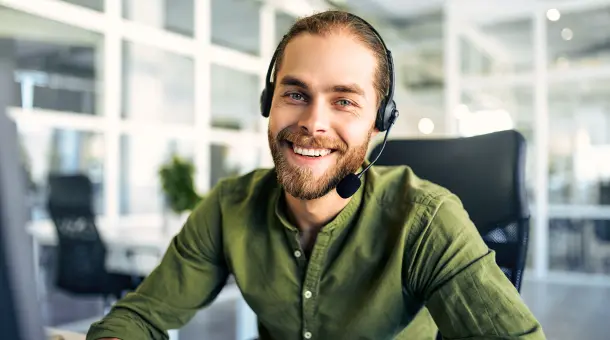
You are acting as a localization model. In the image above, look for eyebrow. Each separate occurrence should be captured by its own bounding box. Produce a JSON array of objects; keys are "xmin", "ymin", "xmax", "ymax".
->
[
  {"xmin": 279, "ymin": 75, "xmax": 309, "ymax": 90},
  {"xmin": 330, "ymin": 84, "xmax": 365, "ymax": 97},
  {"xmin": 279, "ymin": 75, "xmax": 366, "ymax": 97}
]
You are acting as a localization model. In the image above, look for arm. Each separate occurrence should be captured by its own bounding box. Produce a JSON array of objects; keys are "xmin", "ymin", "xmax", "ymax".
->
[
  {"xmin": 405, "ymin": 194, "xmax": 545, "ymax": 339},
  {"xmin": 86, "ymin": 184, "xmax": 229, "ymax": 340}
]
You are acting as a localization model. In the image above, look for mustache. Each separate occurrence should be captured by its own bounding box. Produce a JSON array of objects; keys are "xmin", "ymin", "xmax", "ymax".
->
[{"xmin": 276, "ymin": 129, "xmax": 347, "ymax": 152}]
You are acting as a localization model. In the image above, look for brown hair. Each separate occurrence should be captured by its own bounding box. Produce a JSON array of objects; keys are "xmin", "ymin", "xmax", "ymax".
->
[{"xmin": 272, "ymin": 10, "xmax": 390, "ymax": 107}]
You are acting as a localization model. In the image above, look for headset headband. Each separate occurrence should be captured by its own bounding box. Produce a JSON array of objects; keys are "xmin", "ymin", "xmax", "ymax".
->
[{"xmin": 261, "ymin": 12, "xmax": 397, "ymax": 131}]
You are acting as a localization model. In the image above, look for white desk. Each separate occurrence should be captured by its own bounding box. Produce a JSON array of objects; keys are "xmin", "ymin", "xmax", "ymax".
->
[
  {"xmin": 28, "ymin": 217, "xmax": 257, "ymax": 340},
  {"xmin": 46, "ymin": 328, "xmax": 85, "ymax": 340},
  {"xmin": 28, "ymin": 218, "xmax": 174, "ymax": 276}
]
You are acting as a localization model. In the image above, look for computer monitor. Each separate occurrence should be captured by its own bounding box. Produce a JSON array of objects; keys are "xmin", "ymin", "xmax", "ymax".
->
[{"xmin": 0, "ymin": 69, "xmax": 46, "ymax": 339}]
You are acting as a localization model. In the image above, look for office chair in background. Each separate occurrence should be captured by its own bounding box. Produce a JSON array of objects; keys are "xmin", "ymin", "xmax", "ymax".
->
[
  {"xmin": 370, "ymin": 130, "xmax": 531, "ymax": 291},
  {"xmin": 46, "ymin": 174, "xmax": 140, "ymax": 309}
]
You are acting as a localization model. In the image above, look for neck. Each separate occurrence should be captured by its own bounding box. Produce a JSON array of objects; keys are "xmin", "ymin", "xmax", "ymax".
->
[{"xmin": 284, "ymin": 190, "xmax": 351, "ymax": 232}]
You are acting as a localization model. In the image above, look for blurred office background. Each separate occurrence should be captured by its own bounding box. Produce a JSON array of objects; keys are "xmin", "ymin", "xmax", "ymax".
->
[{"xmin": 1, "ymin": 0, "xmax": 610, "ymax": 339}]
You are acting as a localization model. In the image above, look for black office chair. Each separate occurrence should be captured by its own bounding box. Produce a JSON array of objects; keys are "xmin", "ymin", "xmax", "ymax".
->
[
  {"xmin": 370, "ymin": 130, "xmax": 530, "ymax": 291},
  {"xmin": 46, "ymin": 174, "xmax": 140, "ymax": 306}
]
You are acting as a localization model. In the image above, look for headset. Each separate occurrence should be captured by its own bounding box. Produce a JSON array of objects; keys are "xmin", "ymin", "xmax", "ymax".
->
[{"xmin": 260, "ymin": 13, "xmax": 400, "ymax": 198}]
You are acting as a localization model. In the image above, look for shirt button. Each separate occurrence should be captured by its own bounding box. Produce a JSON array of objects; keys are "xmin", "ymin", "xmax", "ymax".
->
[
  {"xmin": 304, "ymin": 290, "xmax": 312, "ymax": 299},
  {"xmin": 294, "ymin": 250, "xmax": 302, "ymax": 258},
  {"xmin": 304, "ymin": 331, "xmax": 312, "ymax": 339}
]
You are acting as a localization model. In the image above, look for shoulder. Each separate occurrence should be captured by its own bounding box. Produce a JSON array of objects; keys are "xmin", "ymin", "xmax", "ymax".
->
[
  {"xmin": 188, "ymin": 167, "xmax": 278, "ymax": 233},
  {"xmin": 214, "ymin": 167, "xmax": 279, "ymax": 206},
  {"xmin": 369, "ymin": 166, "xmax": 488, "ymax": 297},
  {"xmin": 365, "ymin": 165, "xmax": 474, "ymax": 246},
  {"xmin": 366, "ymin": 164, "xmax": 457, "ymax": 212}
]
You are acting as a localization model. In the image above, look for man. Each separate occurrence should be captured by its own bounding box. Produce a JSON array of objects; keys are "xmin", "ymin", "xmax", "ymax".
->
[{"xmin": 87, "ymin": 10, "xmax": 545, "ymax": 340}]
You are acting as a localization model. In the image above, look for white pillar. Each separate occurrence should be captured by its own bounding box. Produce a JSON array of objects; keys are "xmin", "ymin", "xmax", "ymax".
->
[
  {"xmin": 103, "ymin": 0, "xmax": 121, "ymax": 221},
  {"xmin": 122, "ymin": 0, "xmax": 171, "ymax": 214},
  {"xmin": 533, "ymin": 9, "xmax": 549, "ymax": 279},
  {"xmin": 194, "ymin": 0, "xmax": 212, "ymax": 194},
  {"xmin": 125, "ymin": 0, "xmax": 165, "ymax": 30},
  {"xmin": 443, "ymin": 0, "xmax": 460, "ymax": 136}
]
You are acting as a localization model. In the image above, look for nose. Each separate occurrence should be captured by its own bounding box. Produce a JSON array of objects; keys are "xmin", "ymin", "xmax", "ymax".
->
[{"xmin": 297, "ymin": 100, "xmax": 330, "ymax": 135}]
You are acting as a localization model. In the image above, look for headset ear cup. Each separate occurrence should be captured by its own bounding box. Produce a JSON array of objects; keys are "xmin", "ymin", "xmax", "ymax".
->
[
  {"xmin": 375, "ymin": 99, "xmax": 387, "ymax": 131},
  {"xmin": 260, "ymin": 83, "xmax": 274, "ymax": 118},
  {"xmin": 260, "ymin": 89, "xmax": 268, "ymax": 117},
  {"xmin": 376, "ymin": 99, "xmax": 396, "ymax": 132},
  {"xmin": 384, "ymin": 100, "xmax": 397, "ymax": 131}
]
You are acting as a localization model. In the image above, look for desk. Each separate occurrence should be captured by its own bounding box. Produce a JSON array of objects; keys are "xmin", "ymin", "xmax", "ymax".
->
[
  {"xmin": 46, "ymin": 328, "xmax": 85, "ymax": 340},
  {"xmin": 28, "ymin": 218, "xmax": 173, "ymax": 276},
  {"xmin": 28, "ymin": 217, "xmax": 257, "ymax": 340}
]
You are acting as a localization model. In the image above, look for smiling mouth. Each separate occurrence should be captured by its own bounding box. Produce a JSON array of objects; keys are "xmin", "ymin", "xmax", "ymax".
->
[{"xmin": 285, "ymin": 141, "xmax": 336, "ymax": 158}]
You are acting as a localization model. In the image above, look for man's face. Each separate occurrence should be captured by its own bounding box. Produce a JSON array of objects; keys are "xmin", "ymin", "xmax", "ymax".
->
[{"xmin": 268, "ymin": 32, "xmax": 379, "ymax": 200}]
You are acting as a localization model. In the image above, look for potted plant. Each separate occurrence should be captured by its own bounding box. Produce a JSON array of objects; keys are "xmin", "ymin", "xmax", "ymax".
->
[{"xmin": 158, "ymin": 155, "xmax": 201, "ymax": 231}]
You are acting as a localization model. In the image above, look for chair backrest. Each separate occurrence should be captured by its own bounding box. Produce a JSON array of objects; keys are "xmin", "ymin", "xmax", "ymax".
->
[
  {"xmin": 369, "ymin": 130, "xmax": 530, "ymax": 291},
  {"xmin": 595, "ymin": 183, "xmax": 610, "ymax": 242},
  {"xmin": 46, "ymin": 174, "xmax": 107, "ymax": 295}
]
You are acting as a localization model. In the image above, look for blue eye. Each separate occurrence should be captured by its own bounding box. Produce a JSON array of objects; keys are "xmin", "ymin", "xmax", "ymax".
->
[
  {"xmin": 289, "ymin": 93, "xmax": 305, "ymax": 101},
  {"xmin": 337, "ymin": 99, "xmax": 352, "ymax": 107}
]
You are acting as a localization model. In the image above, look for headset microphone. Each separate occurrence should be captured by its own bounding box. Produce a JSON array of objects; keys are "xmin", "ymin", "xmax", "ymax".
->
[{"xmin": 335, "ymin": 112, "xmax": 398, "ymax": 199}]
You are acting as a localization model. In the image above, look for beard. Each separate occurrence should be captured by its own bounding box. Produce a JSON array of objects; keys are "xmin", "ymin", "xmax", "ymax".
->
[{"xmin": 268, "ymin": 127, "xmax": 373, "ymax": 200}]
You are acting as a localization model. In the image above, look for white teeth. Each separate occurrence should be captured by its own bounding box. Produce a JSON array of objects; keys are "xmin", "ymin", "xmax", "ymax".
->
[{"xmin": 293, "ymin": 145, "xmax": 331, "ymax": 157}]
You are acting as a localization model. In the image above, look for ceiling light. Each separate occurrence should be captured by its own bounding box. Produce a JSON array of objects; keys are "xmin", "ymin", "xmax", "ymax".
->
[
  {"xmin": 546, "ymin": 9, "xmax": 561, "ymax": 21},
  {"xmin": 418, "ymin": 118, "xmax": 435, "ymax": 135},
  {"xmin": 561, "ymin": 28, "xmax": 573, "ymax": 41},
  {"xmin": 458, "ymin": 109, "xmax": 514, "ymax": 137}
]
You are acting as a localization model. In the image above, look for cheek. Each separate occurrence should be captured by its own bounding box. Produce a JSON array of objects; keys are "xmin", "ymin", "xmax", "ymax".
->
[
  {"xmin": 268, "ymin": 113, "xmax": 284, "ymax": 139},
  {"xmin": 335, "ymin": 120, "xmax": 374, "ymax": 148},
  {"xmin": 269, "ymin": 106, "xmax": 294, "ymax": 133}
]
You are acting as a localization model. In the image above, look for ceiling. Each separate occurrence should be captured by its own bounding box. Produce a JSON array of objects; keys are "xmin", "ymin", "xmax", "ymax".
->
[
  {"xmin": 374, "ymin": 0, "xmax": 444, "ymax": 17},
  {"xmin": 466, "ymin": 6, "xmax": 610, "ymax": 70},
  {"xmin": 331, "ymin": 0, "xmax": 444, "ymax": 19}
]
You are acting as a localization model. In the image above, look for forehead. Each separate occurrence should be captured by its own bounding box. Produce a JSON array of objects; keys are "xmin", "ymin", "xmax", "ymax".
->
[{"xmin": 277, "ymin": 33, "xmax": 377, "ymax": 94}]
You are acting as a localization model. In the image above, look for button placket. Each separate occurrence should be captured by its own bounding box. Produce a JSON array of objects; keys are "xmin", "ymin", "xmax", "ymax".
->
[{"xmin": 301, "ymin": 232, "xmax": 331, "ymax": 340}]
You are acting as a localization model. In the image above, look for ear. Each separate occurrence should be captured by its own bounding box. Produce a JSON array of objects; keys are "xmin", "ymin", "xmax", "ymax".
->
[{"xmin": 367, "ymin": 128, "xmax": 381, "ymax": 148}]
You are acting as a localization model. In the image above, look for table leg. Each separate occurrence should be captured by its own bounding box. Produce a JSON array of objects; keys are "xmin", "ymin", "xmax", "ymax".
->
[{"xmin": 236, "ymin": 296, "xmax": 257, "ymax": 340}]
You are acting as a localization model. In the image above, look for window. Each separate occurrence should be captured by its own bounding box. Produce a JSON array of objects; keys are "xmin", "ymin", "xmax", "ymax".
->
[
  {"xmin": 275, "ymin": 11, "xmax": 297, "ymax": 45},
  {"xmin": 211, "ymin": 64, "xmax": 261, "ymax": 131},
  {"xmin": 17, "ymin": 127, "xmax": 105, "ymax": 220},
  {"xmin": 123, "ymin": 0, "xmax": 194, "ymax": 37},
  {"xmin": 211, "ymin": 0, "xmax": 261, "ymax": 55},
  {"xmin": 119, "ymin": 135, "xmax": 195, "ymax": 215},
  {"xmin": 3, "ymin": 7, "xmax": 102, "ymax": 116},
  {"xmin": 60, "ymin": 0, "xmax": 104, "ymax": 11},
  {"xmin": 122, "ymin": 41, "xmax": 194, "ymax": 125}
]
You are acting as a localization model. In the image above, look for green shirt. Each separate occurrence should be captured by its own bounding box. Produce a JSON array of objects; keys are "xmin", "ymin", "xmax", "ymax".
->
[{"xmin": 87, "ymin": 164, "xmax": 544, "ymax": 340}]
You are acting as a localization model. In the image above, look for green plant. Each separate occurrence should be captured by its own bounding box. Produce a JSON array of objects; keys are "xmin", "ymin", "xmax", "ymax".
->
[{"xmin": 159, "ymin": 155, "xmax": 201, "ymax": 213}]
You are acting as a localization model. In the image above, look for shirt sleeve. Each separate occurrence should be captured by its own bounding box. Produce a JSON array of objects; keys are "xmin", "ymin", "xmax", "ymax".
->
[
  {"xmin": 86, "ymin": 183, "xmax": 230, "ymax": 340},
  {"xmin": 404, "ymin": 194, "xmax": 546, "ymax": 340}
]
